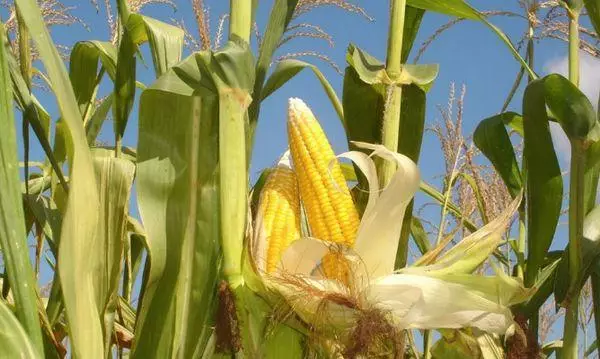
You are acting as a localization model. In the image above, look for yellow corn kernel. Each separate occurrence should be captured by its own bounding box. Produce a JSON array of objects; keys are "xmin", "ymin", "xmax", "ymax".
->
[
  {"xmin": 287, "ymin": 98, "xmax": 360, "ymax": 247},
  {"xmin": 255, "ymin": 166, "xmax": 301, "ymax": 273},
  {"xmin": 320, "ymin": 251, "xmax": 351, "ymax": 285}
]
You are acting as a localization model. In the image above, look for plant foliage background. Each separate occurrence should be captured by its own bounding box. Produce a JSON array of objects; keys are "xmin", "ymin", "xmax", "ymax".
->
[{"xmin": 3, "ymin": 0, "xmax": 600, "ymax": 357}]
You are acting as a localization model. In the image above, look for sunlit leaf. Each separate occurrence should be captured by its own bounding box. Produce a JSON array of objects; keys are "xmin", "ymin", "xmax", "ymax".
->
[
  {"xmin": 0, "ymin": 22, "xmax": 44, "ymax": 354},
  {"xmin": 522, "ymin": 78, "xmax": 563, "ymax": 287},
  {"xmin": 474, "ymin": 112, "xmax": 522, "ymax": 198},
  {"xmin": 15, "ymin": 0, "xmax": 104, "ymax": 357}
]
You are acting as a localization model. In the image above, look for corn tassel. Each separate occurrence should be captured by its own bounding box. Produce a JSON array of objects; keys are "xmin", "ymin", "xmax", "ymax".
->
[{"xmin": 254, "ymin": 161, "xmax": 301, "ymax": 273}]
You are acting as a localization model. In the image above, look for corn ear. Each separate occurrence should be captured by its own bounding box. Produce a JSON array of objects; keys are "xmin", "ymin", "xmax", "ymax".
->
[
  {"xmin": 254, "ymin": 160, "xmax": 302, "ymax": 273},
  {"xmin": 287, "ymin": 98, "xmax": 360, "ymax": 247}
]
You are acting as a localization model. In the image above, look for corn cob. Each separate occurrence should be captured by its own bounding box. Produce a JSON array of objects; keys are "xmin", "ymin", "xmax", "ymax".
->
[
  {"xmin": 287, "ymin": 98, "xmax": 360, "ymax": 284},
  {"xmin": 321, "ymin": 251, "xmax": 351, "ymax": 284},
  {"xmin": 287, "ymin": 98, "xmax": 360, "ymax": 246},
  {"xmin": 254, "ymin": 164, "xmax": 301, "ymax": 273}
]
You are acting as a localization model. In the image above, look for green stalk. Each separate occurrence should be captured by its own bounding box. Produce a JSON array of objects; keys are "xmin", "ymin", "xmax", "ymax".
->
[
  {"xmin": 591, "ymin": 273, "xmax": 600, "ymax": 357},
  {"xmin": 229, "ymin": 0, "xmax": 252, "ymax": 43},
  {"xmin": 382, "ymin": 2, "xmax": 408, "ymax": 356},
  {"xmin": 568, "ymin": 9, "xmax": 580, "ymax": 87},
  {"xmin": 16, "ymin": 8, "xmax": 31, "ymax": 196},
  {"xmin": 562, "ymin": 139, "xmax": 585, "ymax": 359},
  {"xmin": 16, "ymin": 10, "xmax": 31, "ymax": 88},
  {"xmin": 516, "ymin": 211, "xmax": 526, "ymax": 280},
  {"xmin": 379, "ymin": 0, "xmax": 406, "ymax": 187},
  {"xmin": 562, "ymin": 6, "xmax": 583, "ymax": 356},
  {"xmin": 115, "ymin": 0, "xmax": 129, "ymax": 159},
  {"xmin": 219, "ymin": 93, "xmax": 248, "ymax": 286},
  {"xmin": 423, "ymin": 330, "xmax": 433, "ymax": 359}
]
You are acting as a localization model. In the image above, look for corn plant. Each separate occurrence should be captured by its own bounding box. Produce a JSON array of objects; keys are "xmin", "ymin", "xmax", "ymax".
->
[{"xmin": 3, "ymin": 0, "xmax": 600, "ymax": 358}]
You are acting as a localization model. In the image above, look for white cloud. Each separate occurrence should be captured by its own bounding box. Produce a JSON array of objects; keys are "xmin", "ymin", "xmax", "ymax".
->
[{"xmin": 544, "ymin": 51, "xmax": 600, "ymax": 109}]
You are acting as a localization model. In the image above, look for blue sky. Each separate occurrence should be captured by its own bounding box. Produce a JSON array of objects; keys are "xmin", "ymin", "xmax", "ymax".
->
[
  {"xmin": 17, "ymin": 0, "xmax": 583, "ymax": 180},
  {"xmin": 11, "ymin": 0, "xmax": 594, "ymax": 277}
]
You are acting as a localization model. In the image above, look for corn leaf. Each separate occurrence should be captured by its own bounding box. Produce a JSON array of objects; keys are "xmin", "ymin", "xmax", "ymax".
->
[
  {"xmin": 585, "ymin": 141, "xmax": 600, "ymax": 213},
  {"xmin": 519, "ymin": 256, "xmax": 561, "ymax": 317},
  {"xmin": 456, "ymin": 172, "xmax": 489, "ymax": 223},
  {"xmin": 249, "ymin": 0, "xmax": 299, "ymax": 135},
  {"xmin": 133, "ymin": 54, "xmax": 221, "ymax": 358},
  {"xmin": 92, "ymin": 156, "xmax": 135, "ymax": 353},
  {"xmin": 402, "ymin": 6, "xmax": 426, "ymax": 62},
  {"xmin": 261, "ymin": 59, "xmax": 343, "ymax": 123},
  {"xmin": 585, "ymin": 0, "xmax": 600, "ymax": 37},
  {"xmin": 127, "ymin": 14, "xmax": 184, "ymax": 78},
  {"xmin": 86, "ymin": 94, "xmax": 114, "ymax": 144},
  {"xmin": 431, "ymin": 329, "xmax": 482, "ymax": 359},
  {"xmin": 6, "ymin": 40, "xmax": 67, "ymax": 192},
  {"xmin": 114, "ymin": 13, "xmax": 184, "ymax": 138},
  {"xmin": 555, "ymin": 205, "xmax": 600, "ymax": 306},
  {"xmin": 544, "ymin": 74, "xmax": 596, "ymax": 140},
  {"xmin": 522, "ymin": 78, "xmax": 563, "ymax": 288},
  {"xmin": 15, "ymin": 0, "xmax": 106, "ymax": 357},
  {"xmin": 0, "ymin": 300, "xmax": 40, "ymax": 358},
  {"xmin": 70, "ymin": 42, "xmax": 107, "ymax": 117},
  {"xmin": 406, "ymin": 0, "xmax": 534, "ymax": 78},
  {"xmin": 0, "ymin": 23, "xmax": 44, "ymax": 354},
  {"xmin": 114, "ymin": 27, "xmax": 136, "ymax": 139},
  {"xmin": 592, "ymin": 273, "xmax": 600, "ymax": 358},
  {"xmin": 411, "ymin": 216, "xmax": 430, "ymax": 255},
  {"xmin": 474, "ymin": 112, "xmax": 522, "ymax": 198},
  {"xmin": 71, "ymin": 41, "xmax": 117, "ymax": 80},
  {"xmin": 342, "ymin": 45, "xmax": 431, "ymax": 267}
]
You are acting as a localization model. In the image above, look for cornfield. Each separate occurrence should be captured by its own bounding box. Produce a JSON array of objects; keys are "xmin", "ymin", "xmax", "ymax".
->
[{"xmin": 1, "ymin": 0, "xmax": 600, "ymax": 358}]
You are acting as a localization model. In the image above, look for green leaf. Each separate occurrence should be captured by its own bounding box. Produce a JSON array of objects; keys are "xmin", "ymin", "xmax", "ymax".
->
[
  {"xmin": 114, "ymin": 13, "xmax": 184, "ymax": 138},
  {"xmin": 457, "ymin": 172, "xmax": 489, "ymax": 223},
  {"xmin": 0, "ymin": 23, "xmax": 44, "ymax": 355},
  {"xmin": 519, "ymin": 256, "xmax": 561, "ymax": 317},
  {"xmin": 71, "ymin": 41, "xmax": 118, "ymax": 80},
  {"xmin": 342, "ymin": 46, "xmax": 430, "ymax": 255},
  {"xmin": 555, "ymin": 205, "xmax": 600, "ymax": 306},
  {"xmin": 346, "ymin": 44, "xmax": 388, "ymax": 85},
  {"xmin": 0, "ymin": 300, "xmax": 41, "ymax": 358},
  {"xmin": 406, "ymin": 0, "xmax": 479, "ymax": 19},
  {"xmin": 399, "ymin": 64, "xmax": 439, "ymax": 89},
  {"xmin": 585, "ymin": 141, "xmax": 600, "ymax": 214},
  {"xmin": 584, "ymin": 0, "xmax": 600, "ymax": 37},
  {"xmin": 406, "ymin": 0, "xmax": 534, "ymax": 78},
  {"xmin": 86, "ymin": 94, "xmax": 114, "ymax": 144},
  {"xmin": 133, "ymin": 55, "xmax": 221, "ymax": 358},
  {"xmin": 23, "ymin": 194, "xmax": 62, "ymax": 256},
  {"xmin": 522, "ymin": 78, "xmax": 563, "ymax": 288},
  {"xmin": 261, "ymin": 59, "xmax": 343, "ymax": 124},
  {"xmin": 249, "ymin": 0, "xmax": 299, "ymax": 136},
  {"xmin": 6, "ymin": 40, "xmax": 69, "ymax": 192},
  {"xmin": 70, "ymin": 41, "xmax": 105, "ymax": 117},
  {"xmin": 543, "ymin": 74, "xmax": 596, "ymax": 140},
  {"xmin": 431, "ymin": 329, "xmax": 482, "ymax": 359},
  {"xmin": 591, "ymin": 273, "xmax": 600, "ymax": 358},
  {"xmin": 114, "ymin": 28, "xmax": 136, "ymax": 139},
  {"xmin": 401, "ymin": 6, "xmax": 426, "ymax": 63},
  {"xmin": 411, "ymin": 216, "xmax": 430, "ymax": 255},
  {"xmin": 15, "ymin": 0, "xmax": 105, "ymax": 357},
  {"xmin": 396, "ymin": 85, "xmax": 428, "ymax": 267},
  {"xmin": 92, "ymin": 156, "xmax": 135, "ymax": 353},
  {"xmin": 474, "ymin": 112, "xmax": 522, "ymax": 198},
  {"xmin": 131, "ymin": 15, "xmax": 184, "ymax": 77}
]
